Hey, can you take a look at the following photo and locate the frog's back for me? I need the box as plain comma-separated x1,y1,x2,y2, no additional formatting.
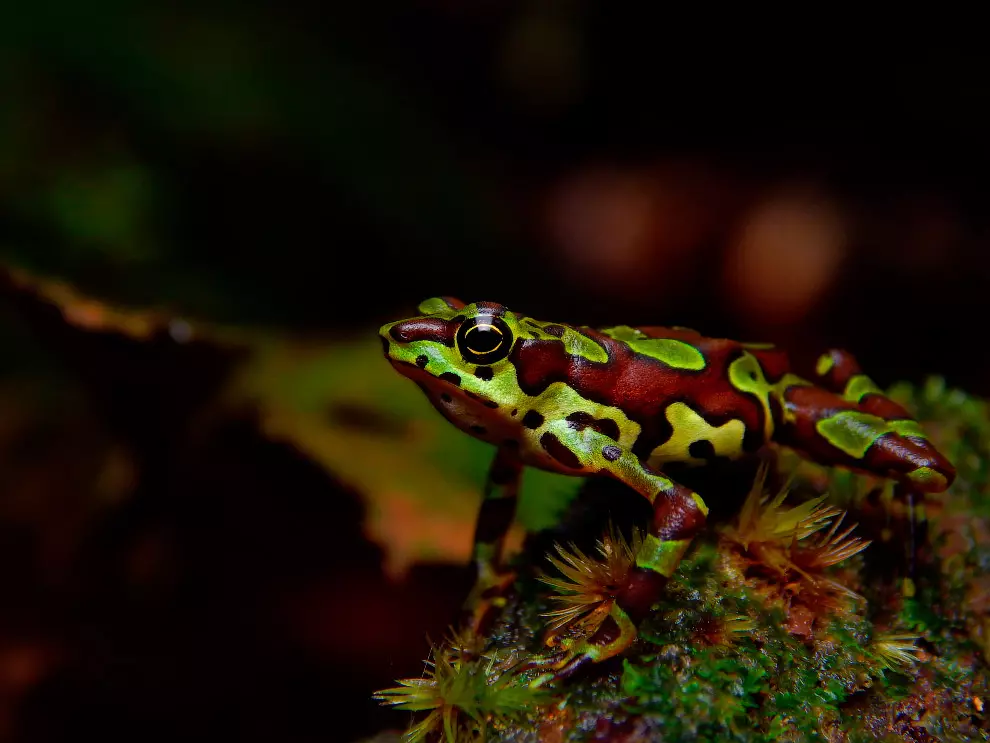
603,324,792,466
509,320,790,468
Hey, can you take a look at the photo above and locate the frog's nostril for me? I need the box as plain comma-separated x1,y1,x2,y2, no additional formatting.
380,334,391,355
389,323,412,343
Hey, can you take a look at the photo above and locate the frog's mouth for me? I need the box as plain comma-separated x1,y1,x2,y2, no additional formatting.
386,356,427,378
386,356,502,413
386,356,459,389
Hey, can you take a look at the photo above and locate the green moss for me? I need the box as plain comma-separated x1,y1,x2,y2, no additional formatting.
621,654,764,742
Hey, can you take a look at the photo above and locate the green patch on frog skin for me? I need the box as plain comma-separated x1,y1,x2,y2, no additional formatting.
559,329,609,364
521,318,610,364
906,466,947,491
636,535,691,577
648,402,746,465
772,373,815,426
727,352,776,440
417,296,455,315
844,374,883,403
535,391,643,453
602,326,706,371
816,352,836,377
601,325,647,343
482,362,647,457
816,410,928,459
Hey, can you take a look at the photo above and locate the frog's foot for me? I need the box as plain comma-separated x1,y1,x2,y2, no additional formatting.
461,568,518,636
525,604,637,688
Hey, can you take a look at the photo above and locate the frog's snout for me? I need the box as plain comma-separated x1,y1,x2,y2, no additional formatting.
380,319,425,347
379,317,453,362
378,323,396,357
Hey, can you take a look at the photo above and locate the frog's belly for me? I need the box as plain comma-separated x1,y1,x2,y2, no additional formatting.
516,444,591,475
428,395,593,474
428,392,526,450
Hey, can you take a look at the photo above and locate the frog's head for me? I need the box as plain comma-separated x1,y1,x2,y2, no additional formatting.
379,296,522,409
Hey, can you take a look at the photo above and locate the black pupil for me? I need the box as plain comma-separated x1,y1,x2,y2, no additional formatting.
467,325,502,353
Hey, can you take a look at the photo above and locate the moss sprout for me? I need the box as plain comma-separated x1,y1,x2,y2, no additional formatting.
538,523,644,642
870,633,922,673
720,464,870,624
373,631,549,743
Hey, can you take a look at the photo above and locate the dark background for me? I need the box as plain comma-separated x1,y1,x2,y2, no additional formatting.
1,4,988,741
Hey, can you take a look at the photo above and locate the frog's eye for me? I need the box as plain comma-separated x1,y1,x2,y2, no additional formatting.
456,315,513,365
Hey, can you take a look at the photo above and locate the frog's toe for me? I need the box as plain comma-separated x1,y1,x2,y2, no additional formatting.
526,604,639,686
521,644,597,688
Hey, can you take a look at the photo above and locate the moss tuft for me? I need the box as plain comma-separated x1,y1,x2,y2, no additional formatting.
374,630,551,742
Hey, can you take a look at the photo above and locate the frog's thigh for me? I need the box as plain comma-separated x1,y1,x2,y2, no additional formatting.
780,384,953,494
814,348,873,400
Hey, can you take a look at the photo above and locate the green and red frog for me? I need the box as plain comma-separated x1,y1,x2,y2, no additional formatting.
378,297,955,680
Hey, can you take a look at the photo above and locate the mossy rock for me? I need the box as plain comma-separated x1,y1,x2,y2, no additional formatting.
375,378,990,742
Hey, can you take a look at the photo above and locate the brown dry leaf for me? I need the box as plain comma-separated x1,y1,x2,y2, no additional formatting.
3,266,187,340
222,336,576,578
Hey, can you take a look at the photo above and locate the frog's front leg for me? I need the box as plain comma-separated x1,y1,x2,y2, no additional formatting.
530,423,708,682
462,443,523,635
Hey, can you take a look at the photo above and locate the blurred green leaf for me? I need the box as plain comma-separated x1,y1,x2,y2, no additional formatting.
226,333,581,577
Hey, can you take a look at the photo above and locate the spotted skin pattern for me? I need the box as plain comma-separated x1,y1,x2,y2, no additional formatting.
379,298,956,680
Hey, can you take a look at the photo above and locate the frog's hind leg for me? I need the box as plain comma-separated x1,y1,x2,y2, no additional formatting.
815,349,919,425
777,348,955,494
809,349,955,576
461,443,523,637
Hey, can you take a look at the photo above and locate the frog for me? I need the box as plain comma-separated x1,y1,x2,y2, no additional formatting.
378,296,956,680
